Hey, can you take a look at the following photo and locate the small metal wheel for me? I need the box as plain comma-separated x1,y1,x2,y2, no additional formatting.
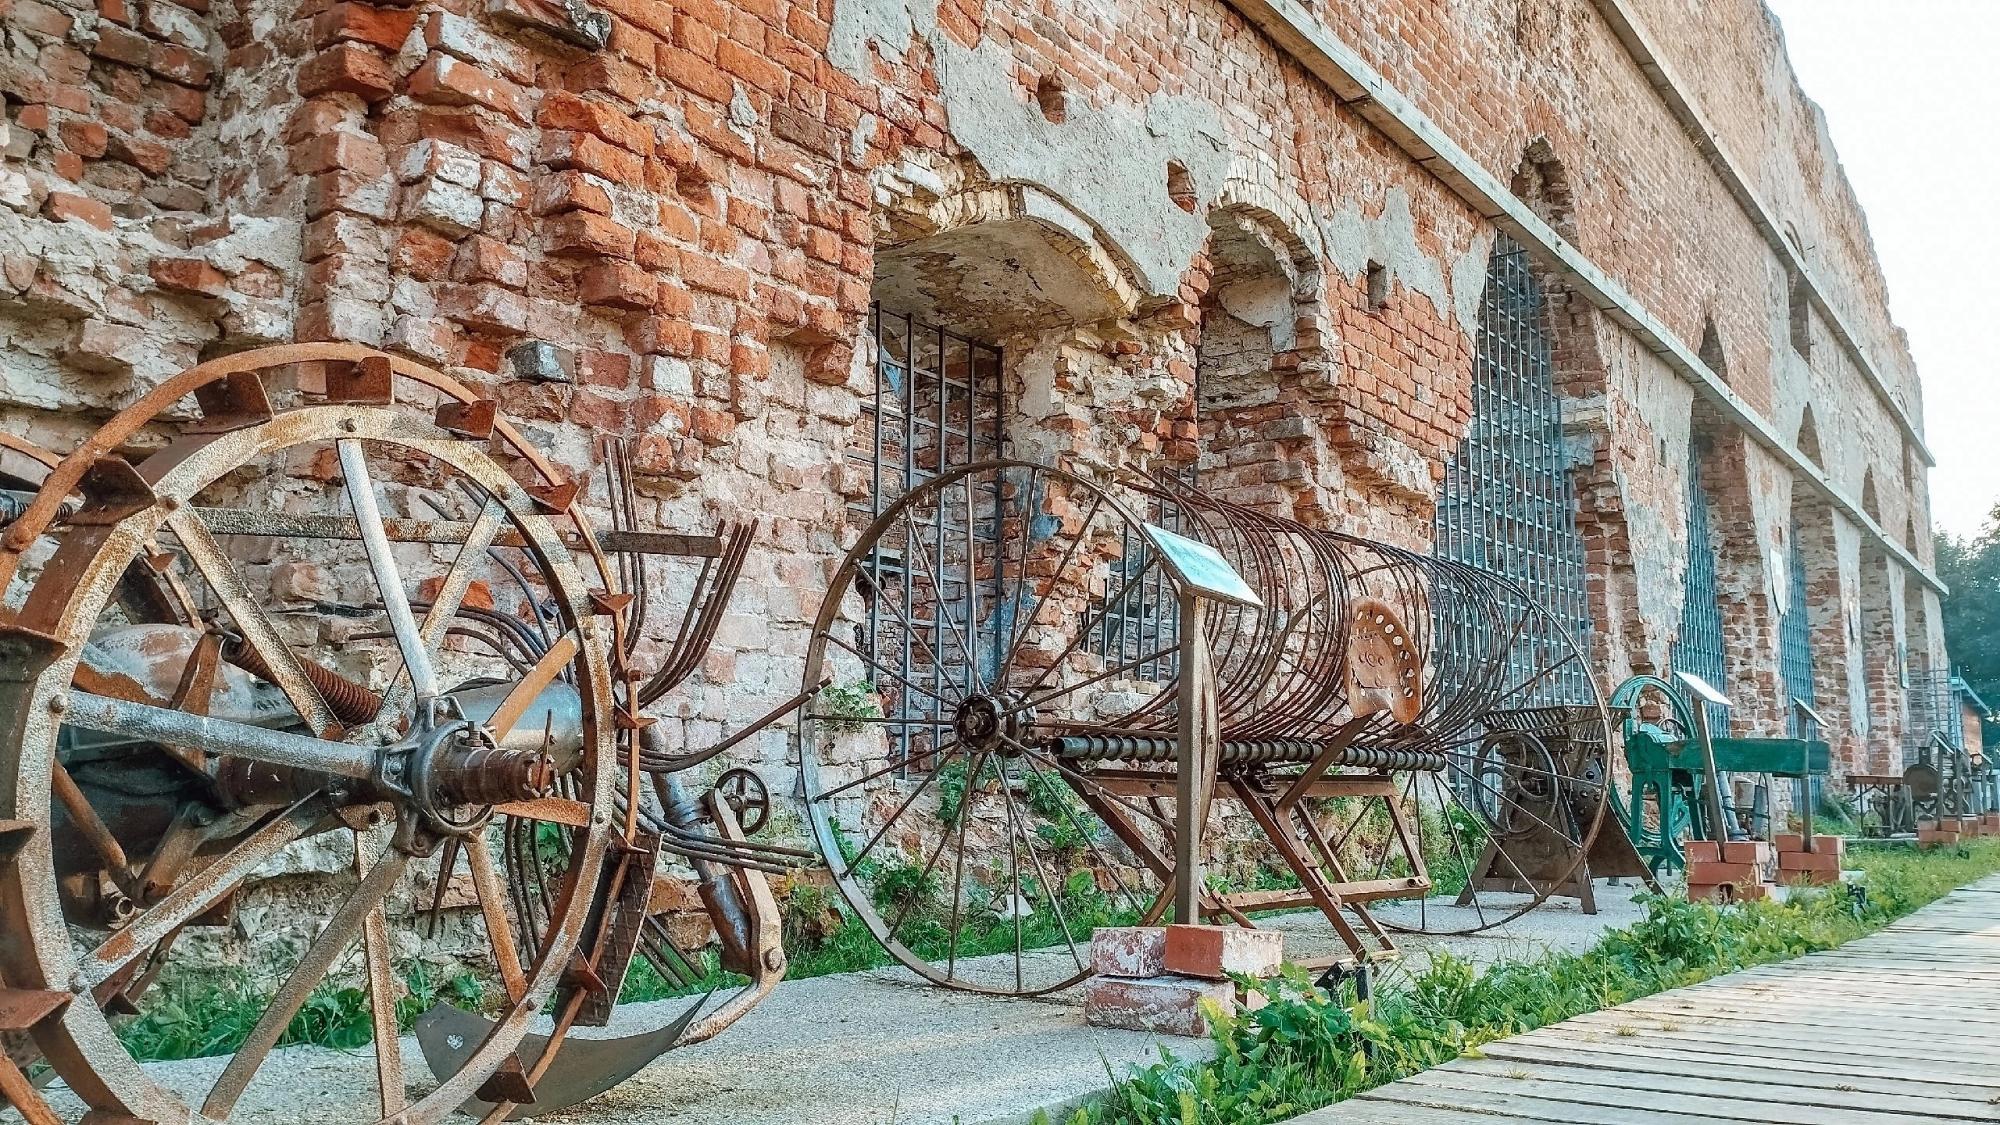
799,461,1175,997
714,767,770,835
1610,674,1701,874
0,345,620,1124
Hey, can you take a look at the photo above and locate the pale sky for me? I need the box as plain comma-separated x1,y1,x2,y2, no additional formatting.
1765,0,1999,543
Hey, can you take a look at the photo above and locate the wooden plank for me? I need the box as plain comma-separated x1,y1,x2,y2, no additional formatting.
1360,1074,1766,1124
1556,1011,2000,1061
1397,1067,1936,1125
1575,1003,2000,1049
1533,1022,2000,1078
1607,992,2000,1027
1448,1054,1999,1120
1479,1037,2000,1101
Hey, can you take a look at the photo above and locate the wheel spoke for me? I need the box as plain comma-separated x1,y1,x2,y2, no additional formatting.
356,833,405,1118
861,548,963,695
466,833,528,1002
843,753,952,872
84,797,328,988
1014,556,1159,700
1429,772,1487,926
824,633,954,708
998,771,1086,974
1018,643,1178,713
996,486,1100,693
486,631,579,742
380,499,507,720
1444,759,1581,851
1017,751,1144,912
166,509,338,736
339,439,439,702
943,748,989,980
203,844,410,1119
813,738,960,803
883,751,981,943
899,507,982,693
1493,652,1582,705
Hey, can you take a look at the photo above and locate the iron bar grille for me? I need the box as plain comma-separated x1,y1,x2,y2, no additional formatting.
1905,668,1962,762
1780,513,1817,739
1433,234,1593,706
850,305,1005,765
1085,489,1189,684
1672,451,1730,733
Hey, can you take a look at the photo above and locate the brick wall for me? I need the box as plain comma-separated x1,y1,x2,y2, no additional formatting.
0,0,1943,786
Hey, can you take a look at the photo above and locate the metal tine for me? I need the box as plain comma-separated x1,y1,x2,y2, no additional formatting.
637,519,757,707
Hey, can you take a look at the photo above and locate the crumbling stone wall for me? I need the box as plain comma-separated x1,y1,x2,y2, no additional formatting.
0,0,1945,819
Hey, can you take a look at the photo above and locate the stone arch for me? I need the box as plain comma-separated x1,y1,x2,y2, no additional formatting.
1861,468,1882,524
1788,467,1852,767
1686,403,1782,733
864,169,1199,472
1697,315,1727,378
1188,200,1339,522
1856,539,1903,773
872,178,1145,337
1795,402,1823,464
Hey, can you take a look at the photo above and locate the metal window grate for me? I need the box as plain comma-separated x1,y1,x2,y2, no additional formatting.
1433,234,1593,706
1087,506,1184,683
850,305,1006,763
1906,668,1961,761
1672,451,1729,732
1780,513,1816,738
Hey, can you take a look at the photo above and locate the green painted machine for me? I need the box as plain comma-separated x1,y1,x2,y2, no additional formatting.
1611,674,1831,874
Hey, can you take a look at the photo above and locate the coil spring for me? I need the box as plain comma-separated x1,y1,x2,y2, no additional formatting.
226,641,383,725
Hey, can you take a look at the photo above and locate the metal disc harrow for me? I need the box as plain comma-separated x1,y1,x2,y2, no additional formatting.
0,345,803,1124
799,460,1615,996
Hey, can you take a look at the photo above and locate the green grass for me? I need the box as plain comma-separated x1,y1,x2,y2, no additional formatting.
1035,839,2000,1125
118,960,487,1062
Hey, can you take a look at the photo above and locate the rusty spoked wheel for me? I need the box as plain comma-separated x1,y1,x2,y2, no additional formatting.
0,346,619,1124
799,461,1176,997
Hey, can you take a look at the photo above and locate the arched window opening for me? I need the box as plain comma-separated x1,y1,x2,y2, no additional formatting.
1672,444,1729,732
1434,233,1592,703
1780,511,1816,737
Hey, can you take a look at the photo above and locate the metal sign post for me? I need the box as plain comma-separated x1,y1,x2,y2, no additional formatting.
1676,671,1734,842
1143,523,1261,925
1792,698,1827,851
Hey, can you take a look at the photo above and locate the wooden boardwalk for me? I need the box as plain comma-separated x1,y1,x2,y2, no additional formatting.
1296,875,2000,1124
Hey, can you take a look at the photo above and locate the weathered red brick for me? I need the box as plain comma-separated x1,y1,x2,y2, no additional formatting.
545,211,635,258
313,3,419,52
298,44,395,102
1085,976,1234,1038
290,131,387,177
150,257,228,296
539,129,644,185
579,260,656,309
44,191,113,229
537,91,653,155
1163,924,1284,980
1091,927,1167,979
408,54,529,123
533,169,613,216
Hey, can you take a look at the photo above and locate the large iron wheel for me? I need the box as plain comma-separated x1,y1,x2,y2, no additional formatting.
0,347,620,1124
798,461,1177,997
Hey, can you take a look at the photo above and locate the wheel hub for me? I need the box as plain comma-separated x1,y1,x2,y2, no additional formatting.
953,694,1034,755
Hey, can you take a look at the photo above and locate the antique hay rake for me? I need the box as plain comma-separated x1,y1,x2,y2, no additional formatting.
798,460,1624,997
0,345,808,1124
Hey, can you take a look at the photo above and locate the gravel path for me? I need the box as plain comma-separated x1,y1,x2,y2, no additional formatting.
32,882,1648,1125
